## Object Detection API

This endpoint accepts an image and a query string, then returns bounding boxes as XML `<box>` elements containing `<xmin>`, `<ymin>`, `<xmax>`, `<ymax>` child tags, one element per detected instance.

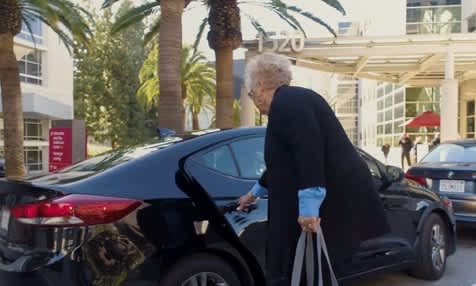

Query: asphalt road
<box><xmin>357</xmin><ymin>227</ymin><xmax>476</xmax><ymax>286</ymax></box>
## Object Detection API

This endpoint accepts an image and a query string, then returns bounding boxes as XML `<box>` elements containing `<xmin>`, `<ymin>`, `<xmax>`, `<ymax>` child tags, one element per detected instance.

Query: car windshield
<box><xmin>57</xmin><ymin>137</ymin><xmax>183</xmax><ymax>173</ymax></box>
<box><xmin>421</xmin><ymin>144</ymin><xmax>476</xmax><ymax>163</ymax></box>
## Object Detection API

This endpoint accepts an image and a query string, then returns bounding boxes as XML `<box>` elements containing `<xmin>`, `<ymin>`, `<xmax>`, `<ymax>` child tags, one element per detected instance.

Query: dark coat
<box><xmin>259</xmin><ymin>85</ymin><xmax>390</xmax><ymax>285</ymax></box>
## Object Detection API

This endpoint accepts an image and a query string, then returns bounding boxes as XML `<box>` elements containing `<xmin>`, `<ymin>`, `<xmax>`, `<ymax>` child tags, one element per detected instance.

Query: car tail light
<box><xmin>11</xmin><ymin>194</ymin><xmax>141</xmax><ymax>226</ymax></box>
<box><xmin>404</xmin><ymin>170</ymin><xmax>427</xmax><ymax>187</ymax></box>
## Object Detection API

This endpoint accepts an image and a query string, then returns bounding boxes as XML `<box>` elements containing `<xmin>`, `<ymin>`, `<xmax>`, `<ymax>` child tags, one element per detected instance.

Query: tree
<box><xmin>108</xmin><ymin>0</ymin><xmax>345</xmax><ymax>130</ymax></box>
<box><xmin>74</xmin><ymin>2</ymin><xmax>147</xmax><ymax>149</ymax></box>
<box><xmin>200</xmin><ymin>0</ymin><xmax>346</xmax><ymax>128</ymax></box>
<box><xmin>138</xmin><ymin>45</ymin><xmax>216</xmax><ymax>131</ymax></box>
<box><xmin>103</xmin><ymin>0</ymin><xmax>194</xmax><ymax>134</ymax></box>
<box><xmin>0</xmin><ymin>0</ymin><xmax>90</xmax><ymax>178</ymax></box>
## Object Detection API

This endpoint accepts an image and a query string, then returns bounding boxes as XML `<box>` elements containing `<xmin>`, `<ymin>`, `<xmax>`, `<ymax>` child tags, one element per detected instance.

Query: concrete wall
<box><xmin>459</xmin><ymin>79</ymin><xmax>476</xmax><ymax>138</ymax></box>
<box><xmin>463</xmin><ymin>0</ymin><xmax>476</xmax><ymax>32</ymax></box>
<box><xmin>291</xmin><ymin>66</ymin><xmax>332</xmax><ymax>97</ymax></box>
<box><xmin>17</xmin><ymin>23</ymin><xmax>74</xmax><ymax>118</ymax></box>
<box><xmin>359</xmin><ymin>79</ymin><xmax>379</xmax><ymax>147</ymax></box>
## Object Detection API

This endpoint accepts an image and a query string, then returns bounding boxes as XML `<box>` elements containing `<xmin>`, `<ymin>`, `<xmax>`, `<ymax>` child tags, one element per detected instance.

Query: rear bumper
<box><xmin>0</xmin><ymin>271</ymin><xmax>48</xmax><ymax>286</ymax></box>
<box><xmin>447</xmin><ymin>196</ymin><xmax>476</xmax><ymax>226</ymax></box>
<box><xmin>454</xmin><ymin>213</ymin><xmax>476</xmax><ymax>226</ymax></box>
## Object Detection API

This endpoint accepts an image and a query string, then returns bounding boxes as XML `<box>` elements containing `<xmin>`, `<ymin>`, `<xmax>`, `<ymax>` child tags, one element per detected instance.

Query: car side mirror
<box><xmin>386</xmin><ymin>165</ymin><xmax>404</xmax><ymax>183</ymax></box>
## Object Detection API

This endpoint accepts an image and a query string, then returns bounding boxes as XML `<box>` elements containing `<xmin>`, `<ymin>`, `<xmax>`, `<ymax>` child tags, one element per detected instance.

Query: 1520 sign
<box><xmin>257</xmin><ymin>32</ymin><xmax>305</xmax><ymax>53</ymax></box>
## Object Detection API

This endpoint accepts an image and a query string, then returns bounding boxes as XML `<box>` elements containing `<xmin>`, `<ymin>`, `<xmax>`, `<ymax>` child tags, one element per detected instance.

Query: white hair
<box><xmin>244</xmin><ymin>52</ymin><xmax>292</xmax><ymax>93</ymax></box>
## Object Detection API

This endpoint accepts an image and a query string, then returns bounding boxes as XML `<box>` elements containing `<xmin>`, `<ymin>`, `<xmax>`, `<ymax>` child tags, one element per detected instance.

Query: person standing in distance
<box><xmin>237</xmin><ymin>52</ymin><xmax>390</xmax><ymax>286</ymax></box>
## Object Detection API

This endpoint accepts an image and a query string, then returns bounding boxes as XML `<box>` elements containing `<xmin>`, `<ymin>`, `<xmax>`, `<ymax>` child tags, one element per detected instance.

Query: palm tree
<box><xmin>137</xmin><ymin>45</ymin><xmax>216</xmax><ymax>131</ymax></box>
<box><xmin>109</xmin><ymin>0</ymin><xmax>345</xmax><ymax>129</ymax></box>
<box><xmin>0</xmin><ymin>0</ymin><xmax>90</xmax><ymax>178</ymax></box>
<box><xmin>200</xmin><ymin>0</ymin><xmax>346</xmax><ymax>128</ymax></box>
<box><xmin>103</xmin><ymin>0</ymin><xmax>193</xmax><ymax>134</ymax></box>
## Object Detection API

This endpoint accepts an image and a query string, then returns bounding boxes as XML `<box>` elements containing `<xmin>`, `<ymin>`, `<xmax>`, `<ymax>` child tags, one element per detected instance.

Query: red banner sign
<box><xmin>49</xmin><ymin>128</ymin><xmax>72</xmax><ymax>172</ymax></box>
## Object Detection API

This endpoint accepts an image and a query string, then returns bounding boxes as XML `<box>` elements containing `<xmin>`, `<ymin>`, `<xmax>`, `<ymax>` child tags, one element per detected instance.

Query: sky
<box><xmin>86</xmin><ymin>0</ymin><xmax>404</xmax><ymax>60</ymax></box>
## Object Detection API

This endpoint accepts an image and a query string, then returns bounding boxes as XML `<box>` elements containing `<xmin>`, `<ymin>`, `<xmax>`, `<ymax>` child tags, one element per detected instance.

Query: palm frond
<box><xmin>243</xmin><ymin>12</ymin><xmax>268</xmax><ymax>38</ymax></box>
<box><xmin>193</xmin><ymin>17</ymin><xmax>208</xmax><ymax>53</ymax></box>
<box><xmin>111</xmin><ymin>1</ymin><xmax>160</xmax><ymax>35</ymax></box>
<box><xmin>20</xmin><ymin>13</ymin><xmax>39</xmax><ymax>47</ymax></box>
<box><xmin>266</xmin><ymin>0</ymin><xmax>307</xmax><ymax>37</ymax></box>
<box><xmin>322</xmin><ymin>0</ymin><xmax>346</xmax><ymax>15</ymax></box>
<box><xmin>102</xmin><ymin>0</ymin><xmax>122</xmax><ymax>9</ymax></box>
<box><xmin>19</xmin><ymin>0</ymin><xmax>92</xmax><ymax>48</ymax></box>
<box><xmin>285</xmin><ymin>4</ymin><xmax>337</xmax><ymax>37</ymax></box>
<box><xmin>144</xmin><ymin>16</ymin><xmax>160</xmax><ymax>45</ymax></box>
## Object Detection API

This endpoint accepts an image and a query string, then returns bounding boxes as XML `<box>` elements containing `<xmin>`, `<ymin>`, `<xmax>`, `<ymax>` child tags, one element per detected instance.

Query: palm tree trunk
<box><xmin>192</xmin><ymin>112</ymin><xmax>200</xmax><ymax>130</ymax></box>
<box><xmin>158</xmin><ymin>0</ymin><xmax>185</xmax><ymax>134</ymax></box>
<box><xmin>215</xmin><ymin>47</ymin><xmax>234</xmax><ymax>129</ymax></box>
<box><xmin>0</xmin><ymin>33</ymin><xmax>26</xmax><ymax>178</ymax></box>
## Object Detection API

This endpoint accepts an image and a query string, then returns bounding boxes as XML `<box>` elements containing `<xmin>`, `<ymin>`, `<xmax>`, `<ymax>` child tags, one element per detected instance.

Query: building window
<box><xmin>18</xmin><ymin>51</ymin><xmax>42</xmax><ymax>85</ymax></box>
<box><xmin>406</xmin><ymin>0</ymin><xmax>462</xmax><ymax>34</ymax></box>
<box><xmin>467</xmin><ymin>101</ymin><xmax>475</xmax><ymax>138</ymax></box>
<box><xmin>24</xmin><ymin>119</ymin><xmax>43</xmax><ymax>140</ymax></box>
<box><xmin>17</xmin><ymin>18</ymin><xmax>43</xmax><ymax>44</ymax></box>
<box><xmin>468</xmin><ymin>13</ymin><xmax>476</xmax><ymax>33</ymax></box>
<box><xmin>338</xmin><ymin>22</ymin><xmax>352</xmax><ymax>35</ymax></box>
<box><xmin>338</xmin><ymin>22</ymin><xmax>361</xmax><ymax>36</ymax></box>
<box><xmin>395</xmin><ymin>90</ymin><xmax>405</xmax><ymax>104</ymax></box>
<box><xmin>24</xmin><ymin>147</ymin><xmax>43</xmax><ymax>172</ymax></box>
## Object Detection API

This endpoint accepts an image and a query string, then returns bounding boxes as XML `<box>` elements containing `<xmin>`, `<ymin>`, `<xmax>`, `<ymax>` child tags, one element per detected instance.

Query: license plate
<box><xmin>0</xmin><ymin>208</ymin><xmax>10</xmax><ymax>232</ymax></box>
<box><xmin>439</xmin><ymin>180</ymin><xmax>465</xmax><ymax>193</ymax></box>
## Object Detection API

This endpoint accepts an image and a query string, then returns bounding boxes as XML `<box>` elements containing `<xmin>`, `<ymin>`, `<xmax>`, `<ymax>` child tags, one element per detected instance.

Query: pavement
<box><xmin>356</xmin><ymin>227</ymin><xmax>476</xmax><ymax>286</ymax></box>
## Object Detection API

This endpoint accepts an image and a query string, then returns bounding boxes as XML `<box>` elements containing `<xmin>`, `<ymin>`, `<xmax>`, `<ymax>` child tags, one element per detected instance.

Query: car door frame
<box><xmin>183</xmin><ymin>134</ymin><xmax>269</xmax><ymax>268</ymax></box>
<box><xmin>344</xmin><ymin>151</ymin><xmax>416</xmax><ymax>278</ymax></box>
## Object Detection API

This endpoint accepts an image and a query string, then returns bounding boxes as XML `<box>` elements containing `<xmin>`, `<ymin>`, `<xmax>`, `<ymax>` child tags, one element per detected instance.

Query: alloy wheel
<box><xmin>431</xmin><ymin>224</ymin><xmax>446</xmax><ymax>271</ymax></box>
<box><xmin>181</xmin><ymin>272</ymin><xmax>228</xmax><ymax>286</ymax></box>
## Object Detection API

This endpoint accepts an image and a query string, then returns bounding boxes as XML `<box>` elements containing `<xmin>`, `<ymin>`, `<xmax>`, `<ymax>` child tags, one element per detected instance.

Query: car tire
<box><xmin>158</xmin><ymin>253</ymin><xmax>242</xmax><ymax>286</ymax></box>
<box><xmin>410</xmin><ymin>213</ymin><xmax>448</xmax><ymax>280</ymax></box>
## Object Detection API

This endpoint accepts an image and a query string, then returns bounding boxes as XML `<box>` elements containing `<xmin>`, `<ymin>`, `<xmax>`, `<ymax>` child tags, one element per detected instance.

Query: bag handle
<box><xmin>291</xmin><ymin>229</ymin><xmax>339</xmax><ymax>286</ymax></box>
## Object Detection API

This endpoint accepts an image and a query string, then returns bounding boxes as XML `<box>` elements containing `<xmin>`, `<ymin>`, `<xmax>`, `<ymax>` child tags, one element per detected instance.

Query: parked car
<box><xmin>407</xmin><ymin>139</ymin><xmax>476</xmax><ymax>226</ymax></box>
<box><xmin>0</xmin><ymin>128</ymin><xmax>455</xmax><ymax>286</ymax></box>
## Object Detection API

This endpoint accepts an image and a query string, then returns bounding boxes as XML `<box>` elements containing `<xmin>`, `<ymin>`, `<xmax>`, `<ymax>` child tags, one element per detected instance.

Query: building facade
<box><xmin>241</xmin><ymin>0</ymin><xmax>476</xmax><ymax>167</ymax></box>
<box><xmin>359</xmin><ymin>0</ymin><xmax>476</xmax><ymax>157</ymax></box>
<box><xmin>0</xmin><ymin>19</ymin><xmax>74</xmax><ymax>173</ymax></box>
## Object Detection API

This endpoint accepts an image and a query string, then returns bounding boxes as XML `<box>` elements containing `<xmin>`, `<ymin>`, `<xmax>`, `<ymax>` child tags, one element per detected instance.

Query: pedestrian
<box><xmin>237</xmin><ymin>52</ymin><xmax>390</xmax><ymax>286</ymax></box>
<box><xmin>399</xmin><ymin>133</ymin><xmax>413</xmax><ymax>169</ymax></box>
<box><xmin>381</xmin><ymin>143</ymin><xmax>390</xmax><ymax>163</ymax></box>
<box><xmin>413</xmin><ymin>136</ymin><xmax>423</xmax><ymax>163</ymax></box>
<box><xmin>430</xmin><ymin>133</ymin><xmax>440</xmax><ymax>151</ymax></box>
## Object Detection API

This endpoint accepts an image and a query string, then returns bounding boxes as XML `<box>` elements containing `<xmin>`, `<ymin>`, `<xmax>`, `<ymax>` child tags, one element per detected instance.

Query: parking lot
<box><xmin>357</xmin><ymin>227</ymin><xmax>476</xmax><ymax>286</ymax></box>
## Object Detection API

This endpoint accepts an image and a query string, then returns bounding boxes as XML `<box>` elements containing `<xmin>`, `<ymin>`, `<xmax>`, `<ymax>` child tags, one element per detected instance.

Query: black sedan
<box><xmin>407</xmin><ymin>139</ymin><xmax>476</xmax><ymax>226</ymax></box>
<box><xmin>0</xmin><ymin>128</ymin><xmax>455</xmax><ymax>286</ymax></box>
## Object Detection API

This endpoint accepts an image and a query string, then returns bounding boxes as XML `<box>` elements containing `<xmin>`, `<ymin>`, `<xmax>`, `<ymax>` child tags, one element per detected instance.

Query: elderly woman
<box><xmin>238</xmin><ymin>52</ymin><xmax>390</xmax><ymax>286</ymax></box>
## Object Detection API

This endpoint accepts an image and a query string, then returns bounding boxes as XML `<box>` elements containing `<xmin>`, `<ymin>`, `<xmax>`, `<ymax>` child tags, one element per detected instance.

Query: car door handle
<box><xmin>219</xmin><ymin>202</ymin><xmax>257</xmax><ymax>214</ymax></box>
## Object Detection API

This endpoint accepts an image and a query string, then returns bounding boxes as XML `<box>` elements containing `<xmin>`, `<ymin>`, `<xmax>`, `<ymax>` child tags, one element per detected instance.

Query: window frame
<box><xmin>193</xmin><ymin>135</ymin><xmax>266</xmax><ymax>180</ymax></box>
<box><xmin>18</xmin><ymin>51</ymin><xmax>42</xmax><ymax>85</ymax></box>
<box><xmin>195</xmin><ymin>144</ymin><xmax>240</xmax><ymax>177</ymax></box>
<box><xmin>24</xmin><ymin>146</ymin><xmax>43</xmax><ymax>172</ymax></box>
<box><xmin>229</xmin><ymin>136</ymin><xmax>266</xmax><ymax>180</ymax></box>
<box><xmin>358</xmin><ymin>150</ymin><xmax>386</xmax><ymax>183</ymax></box>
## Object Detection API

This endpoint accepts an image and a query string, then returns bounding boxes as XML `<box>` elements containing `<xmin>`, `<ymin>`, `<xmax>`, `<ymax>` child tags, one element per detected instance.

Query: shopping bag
<box><xmin>291</xmin><ymin>228</ymin><xmax>339</xmax><ymax>286</ymax></box>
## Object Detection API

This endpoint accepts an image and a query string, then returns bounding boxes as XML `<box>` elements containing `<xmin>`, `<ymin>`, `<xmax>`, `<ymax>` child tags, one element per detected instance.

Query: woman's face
<box><xmin>248</xmin><ymin>82</ymin><xmax>271</xmax><ymax>114</ymax></box>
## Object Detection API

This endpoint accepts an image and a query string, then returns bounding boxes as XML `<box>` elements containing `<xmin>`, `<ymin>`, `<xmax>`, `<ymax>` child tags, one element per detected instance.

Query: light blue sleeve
<box><xmin>298</xmin><ymin>187</ymin><xmax>327</xmax><ymax>217</ymax></box>
<box><xmin>250</xmin><ymin>182</ymin><xmax>268</xmax><ymax>198</ymax></box>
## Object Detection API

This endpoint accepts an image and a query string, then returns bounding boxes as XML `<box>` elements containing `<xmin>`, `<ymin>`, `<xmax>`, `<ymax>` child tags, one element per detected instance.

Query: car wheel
<box><xmin>159</xmin><ymin>253</ymin><xmax>242</xmax><ymax>286</ymax></box>
<box><xmin>410</xmin><ymin>213</ymin><xmax>448</xmax><ymax>280</ymax></box>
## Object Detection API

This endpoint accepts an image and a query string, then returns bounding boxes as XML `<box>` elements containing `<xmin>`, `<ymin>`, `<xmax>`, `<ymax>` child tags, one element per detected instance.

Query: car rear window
<box><xmin>422</xmin><ymin>144</ymin><xmax>476</xmax><ymax>163</ymax></box>
<box><xmin>57</xmin><ymin>138</ymin><xmax>183</xmax><ymax>173</ymax></box>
